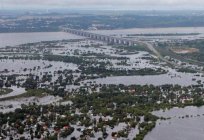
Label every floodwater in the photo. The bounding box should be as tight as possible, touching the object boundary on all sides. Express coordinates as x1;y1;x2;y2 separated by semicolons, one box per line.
1;27;204;48
83;69;204;86
90;27;204;40
0;32;84;47
0;59;78;75
0;86;25;99
145;106;204;140
90;27;204;35
0;95;62;113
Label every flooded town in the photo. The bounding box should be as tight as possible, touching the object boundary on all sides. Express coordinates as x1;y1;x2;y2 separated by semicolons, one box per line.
1;1;204;140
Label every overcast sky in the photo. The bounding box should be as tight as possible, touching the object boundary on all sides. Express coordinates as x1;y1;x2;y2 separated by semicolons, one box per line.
1;0;204;10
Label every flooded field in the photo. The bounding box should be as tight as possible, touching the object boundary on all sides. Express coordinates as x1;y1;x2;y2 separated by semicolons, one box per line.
83;71;204;86
0;86;25;99
0;38;172;92
0;95;62;113
0;34;204;93
0;28;204;139
0;59;78;75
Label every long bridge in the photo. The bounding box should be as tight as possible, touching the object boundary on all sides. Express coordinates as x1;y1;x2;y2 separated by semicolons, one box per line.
63;28;137;46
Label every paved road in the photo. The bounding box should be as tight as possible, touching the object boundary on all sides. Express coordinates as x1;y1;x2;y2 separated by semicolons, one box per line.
137;41;179;67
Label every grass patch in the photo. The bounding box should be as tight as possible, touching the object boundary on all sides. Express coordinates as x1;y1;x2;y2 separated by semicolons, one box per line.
0;88;13;96
0;89;47;101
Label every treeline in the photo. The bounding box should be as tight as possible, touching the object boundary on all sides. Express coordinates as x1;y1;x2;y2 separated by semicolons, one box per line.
2;14;204;32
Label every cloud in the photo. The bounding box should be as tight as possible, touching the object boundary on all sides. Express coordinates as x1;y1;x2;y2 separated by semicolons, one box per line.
1;0;204;9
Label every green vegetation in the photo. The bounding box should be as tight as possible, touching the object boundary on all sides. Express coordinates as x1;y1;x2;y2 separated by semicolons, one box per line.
0;89;47;101
0;88;13;96
135;121;156;140
81;66;166;76
21;89;47;97
2;13;204;32
114;45;149;52
1;28;204;139
0;83;204;139
156;39;204;65
177;68;197;73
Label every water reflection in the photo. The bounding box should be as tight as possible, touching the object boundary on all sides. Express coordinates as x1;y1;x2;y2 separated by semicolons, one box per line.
145;106;204;140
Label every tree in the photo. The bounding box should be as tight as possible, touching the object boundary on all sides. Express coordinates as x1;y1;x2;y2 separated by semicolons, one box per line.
0;80;3;88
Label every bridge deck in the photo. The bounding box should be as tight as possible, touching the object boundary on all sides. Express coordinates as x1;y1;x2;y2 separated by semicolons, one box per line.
63;28;137;46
